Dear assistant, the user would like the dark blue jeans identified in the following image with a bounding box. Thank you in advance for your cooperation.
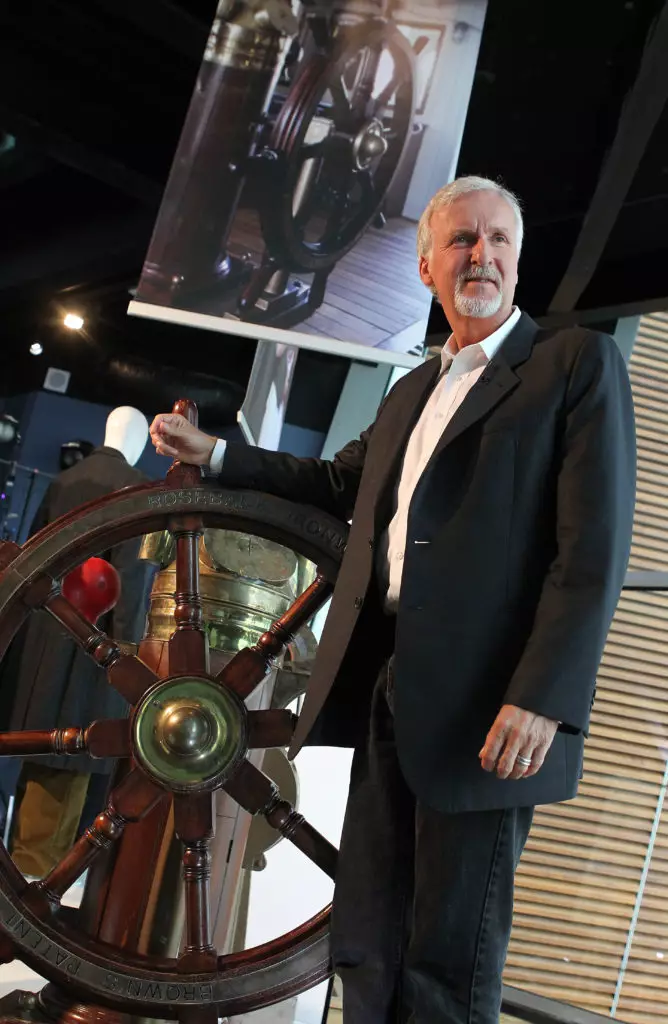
[331,666,533,1023]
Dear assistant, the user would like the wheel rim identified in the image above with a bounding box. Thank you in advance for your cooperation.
[0,479,348,1018]
[259,20,415,273]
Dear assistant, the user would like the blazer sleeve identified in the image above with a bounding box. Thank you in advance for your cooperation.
[502,332,636,733]
[216,421,378,524]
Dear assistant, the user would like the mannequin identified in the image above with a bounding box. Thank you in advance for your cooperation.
[103,406,149,466]
[4,406,152,876]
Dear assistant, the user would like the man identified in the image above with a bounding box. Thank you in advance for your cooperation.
[150,176,636,1023]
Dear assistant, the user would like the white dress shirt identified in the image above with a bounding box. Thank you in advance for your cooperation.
[381,306,521,610]
[210,308,522,612]
[209,437,227,474]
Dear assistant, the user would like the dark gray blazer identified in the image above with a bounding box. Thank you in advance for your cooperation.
[217,314,636,812]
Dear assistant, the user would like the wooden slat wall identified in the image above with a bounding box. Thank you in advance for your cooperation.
[629,312,668,571]
[616,800,668,1022]
[504,314,668,1022]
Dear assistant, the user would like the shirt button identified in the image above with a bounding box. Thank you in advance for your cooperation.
[396,551,404,561]
[354,596,363,609]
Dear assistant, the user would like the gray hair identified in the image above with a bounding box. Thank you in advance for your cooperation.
[416,176,524,260]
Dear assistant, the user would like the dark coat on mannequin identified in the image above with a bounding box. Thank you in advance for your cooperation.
[1,447,153,775]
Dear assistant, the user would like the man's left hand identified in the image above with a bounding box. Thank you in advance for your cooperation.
[479,705,559,780]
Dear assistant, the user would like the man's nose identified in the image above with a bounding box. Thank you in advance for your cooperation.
[471,237,492,265]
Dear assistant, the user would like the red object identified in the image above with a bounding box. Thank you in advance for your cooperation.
[62,557,121,624]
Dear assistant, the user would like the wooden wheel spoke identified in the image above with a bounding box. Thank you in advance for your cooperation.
[329,76,354,128]
[174,794,216,969]
[164,399,205,488]
[44,591,158,704]
[173,791,213,845]
[352,49,381,117]
[167,514,209,676]
[247,709,297,749]
[376,67,401,110]
[358,167,379,206]
[165,399,209,676]
[0,719,129,759]
[0,727,86,758]
[107,651,159,705]
[85,718,131,759]
[32,769,163,905]
[215,573,332,700]
[225,760,337,880]
[44,590,114,661]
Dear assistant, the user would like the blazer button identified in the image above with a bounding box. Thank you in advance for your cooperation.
[368,538,374,549]
[354,596,363,609]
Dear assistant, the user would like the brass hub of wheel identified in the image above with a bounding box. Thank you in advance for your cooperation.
[352,118,388,170]
[157,701,213,756]
[132,675,248,793]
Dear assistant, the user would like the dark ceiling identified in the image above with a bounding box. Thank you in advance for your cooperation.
[1,0,667,424]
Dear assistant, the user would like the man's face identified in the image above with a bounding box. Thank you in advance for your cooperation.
[419,191,519,324]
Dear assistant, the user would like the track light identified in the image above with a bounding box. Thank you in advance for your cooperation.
[30,342,43,356]
[63,313,84,330]
[0,415,18,444]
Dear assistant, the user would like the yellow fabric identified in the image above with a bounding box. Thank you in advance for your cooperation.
[10,763,90,877]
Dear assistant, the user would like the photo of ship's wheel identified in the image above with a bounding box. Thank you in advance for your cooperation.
[0,401,348,1021]
[259,18,415,273]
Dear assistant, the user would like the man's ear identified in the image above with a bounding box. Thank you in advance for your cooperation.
[418,256,433,289]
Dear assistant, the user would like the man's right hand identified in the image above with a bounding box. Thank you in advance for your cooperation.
[150,413,217,467]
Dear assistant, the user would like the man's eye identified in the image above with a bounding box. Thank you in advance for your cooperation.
[493,233,508,243]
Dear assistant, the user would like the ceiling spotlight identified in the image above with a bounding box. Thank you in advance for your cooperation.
[30,342,43,356]
[0,415,18,444]
[63,313,84,330]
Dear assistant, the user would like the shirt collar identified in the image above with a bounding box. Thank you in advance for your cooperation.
[441,307,522,372]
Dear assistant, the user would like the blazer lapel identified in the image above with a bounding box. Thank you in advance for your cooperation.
[427,312,540,463]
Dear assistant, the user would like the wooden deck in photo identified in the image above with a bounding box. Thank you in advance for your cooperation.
[230,210,430,352]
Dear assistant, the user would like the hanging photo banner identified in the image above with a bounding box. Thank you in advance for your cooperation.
[129,0,488,369]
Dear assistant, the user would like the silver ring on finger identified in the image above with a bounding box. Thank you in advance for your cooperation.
[516,755,532,768]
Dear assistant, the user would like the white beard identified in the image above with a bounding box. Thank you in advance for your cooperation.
[454,286,503,318]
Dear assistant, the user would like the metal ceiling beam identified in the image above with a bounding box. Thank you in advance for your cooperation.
[0,213,155,299]
[0,108,162,206]
[537,291,668,329]
[91,0,208,59]
[0,149,49,189]
[547,2,668,314]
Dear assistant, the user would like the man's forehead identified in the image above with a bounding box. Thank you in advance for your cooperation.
[434,192,516,229]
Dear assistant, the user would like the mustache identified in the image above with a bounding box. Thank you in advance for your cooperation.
[457,266,502,286]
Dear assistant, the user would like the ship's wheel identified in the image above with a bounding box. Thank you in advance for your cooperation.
[0,401,347,1022]
[259,18,415,273]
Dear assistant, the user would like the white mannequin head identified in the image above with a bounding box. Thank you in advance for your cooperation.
[104,406,149,466]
